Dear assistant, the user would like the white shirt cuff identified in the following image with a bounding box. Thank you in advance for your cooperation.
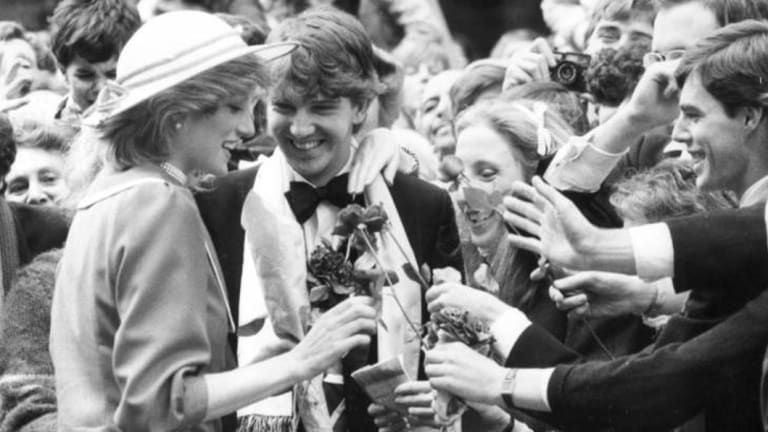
[629,223,674,281]
[512,368,554,412]
[491,309,532,359]
[544,132,627,193]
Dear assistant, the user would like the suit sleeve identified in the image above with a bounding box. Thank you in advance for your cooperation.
[111,185,213,430]
[542,290,768,430]
[667,204,768,319]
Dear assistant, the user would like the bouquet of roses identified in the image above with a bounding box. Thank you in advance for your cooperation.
[423,306,495,426]
[306,203,398,321]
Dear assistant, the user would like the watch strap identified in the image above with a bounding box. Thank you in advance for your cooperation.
[500,368,518,409]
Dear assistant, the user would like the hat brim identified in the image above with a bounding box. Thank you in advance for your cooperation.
[83,41,298,127]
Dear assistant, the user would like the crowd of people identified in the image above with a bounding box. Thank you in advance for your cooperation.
[1,0,768,431]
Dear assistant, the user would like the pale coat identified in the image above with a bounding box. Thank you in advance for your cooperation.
[50,165,235,431]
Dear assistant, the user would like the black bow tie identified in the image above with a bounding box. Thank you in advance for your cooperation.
[285,173,363,224]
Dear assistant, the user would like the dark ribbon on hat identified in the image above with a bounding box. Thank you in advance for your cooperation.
[285,173,364,224]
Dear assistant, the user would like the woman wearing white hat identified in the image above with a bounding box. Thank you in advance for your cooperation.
[50,11,378,431]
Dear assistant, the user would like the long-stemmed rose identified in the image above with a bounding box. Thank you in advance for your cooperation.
[306,204,407,330]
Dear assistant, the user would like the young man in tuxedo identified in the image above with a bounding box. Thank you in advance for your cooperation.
[422,20,768,431]
[196,7,462,432]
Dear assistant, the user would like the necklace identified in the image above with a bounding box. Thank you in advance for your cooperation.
[159,161,187,185]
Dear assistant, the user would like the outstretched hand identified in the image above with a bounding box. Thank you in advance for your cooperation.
[503,177,598,270]
[425,342,506,406]
[290,296,376,380]
[549,271,658,318]
[349,128,401,194]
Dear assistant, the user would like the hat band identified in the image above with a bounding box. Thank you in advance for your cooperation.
[119,30,243,89]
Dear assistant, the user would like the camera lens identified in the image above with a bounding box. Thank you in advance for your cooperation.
[556,62,578,84]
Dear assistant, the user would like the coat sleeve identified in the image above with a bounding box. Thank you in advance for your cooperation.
[110,184,214,430]
[544,289,768,430]
[666,204,768,319]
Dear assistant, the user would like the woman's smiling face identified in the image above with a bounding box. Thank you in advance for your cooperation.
[455,123,528,247]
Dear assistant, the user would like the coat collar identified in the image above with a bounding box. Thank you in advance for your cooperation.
[77,164,183,210]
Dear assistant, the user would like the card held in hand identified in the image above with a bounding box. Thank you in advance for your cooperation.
[351,355,411,415]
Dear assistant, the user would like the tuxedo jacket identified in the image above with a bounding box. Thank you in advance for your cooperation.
[505,205,768,431]
[195,166,463,432]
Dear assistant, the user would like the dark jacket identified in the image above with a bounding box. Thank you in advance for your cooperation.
[1,198,69,293]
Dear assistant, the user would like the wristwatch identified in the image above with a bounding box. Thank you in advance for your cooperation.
[500,368,518,409]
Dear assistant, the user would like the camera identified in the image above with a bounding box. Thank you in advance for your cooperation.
[550,52,591,93]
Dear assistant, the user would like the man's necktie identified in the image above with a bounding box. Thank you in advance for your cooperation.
[285,173,363,224]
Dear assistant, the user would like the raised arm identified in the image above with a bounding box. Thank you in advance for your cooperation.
[544,60,682,193]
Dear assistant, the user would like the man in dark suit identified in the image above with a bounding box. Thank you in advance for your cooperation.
[196,7,461,432]
[423,20,768,431]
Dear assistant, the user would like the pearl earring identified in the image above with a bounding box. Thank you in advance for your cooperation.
[174,122,182,130]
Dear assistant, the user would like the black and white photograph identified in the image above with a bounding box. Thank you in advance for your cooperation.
[1,0,767,430]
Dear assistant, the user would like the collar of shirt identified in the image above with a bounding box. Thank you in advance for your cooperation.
[289,145,356,256]
[740,174,768,208]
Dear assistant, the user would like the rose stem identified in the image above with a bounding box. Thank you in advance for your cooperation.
[383,227,430,291]
[344,232,353,261]
[355,227,424,348]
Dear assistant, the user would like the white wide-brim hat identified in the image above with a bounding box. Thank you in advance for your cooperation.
[83,10,296,127]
